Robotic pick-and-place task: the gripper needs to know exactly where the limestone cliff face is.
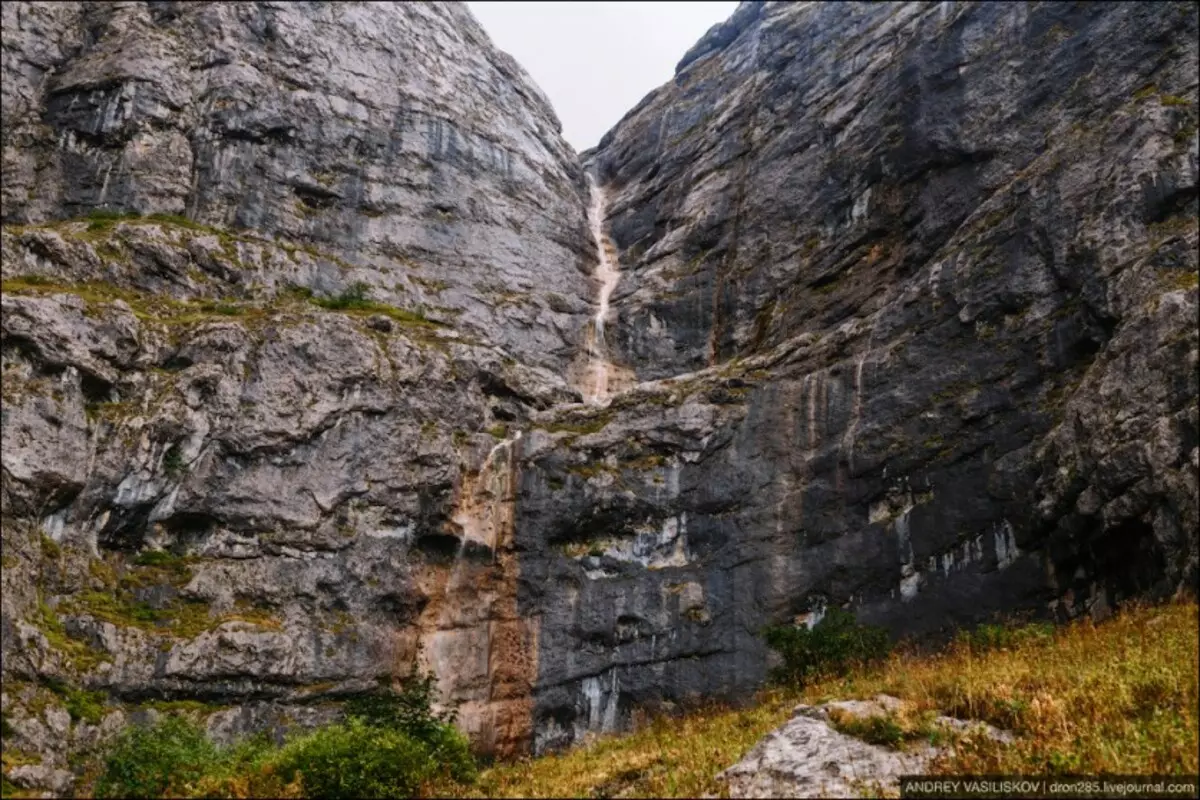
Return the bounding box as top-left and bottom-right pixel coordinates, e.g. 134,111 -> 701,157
2,0 -> 593,371
1,0 -> 1197,793
1,1 -> 587,789
524,0 -> 1197,752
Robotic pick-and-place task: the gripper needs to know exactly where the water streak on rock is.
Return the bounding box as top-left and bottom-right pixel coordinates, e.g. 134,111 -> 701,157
578,174 -> 633,404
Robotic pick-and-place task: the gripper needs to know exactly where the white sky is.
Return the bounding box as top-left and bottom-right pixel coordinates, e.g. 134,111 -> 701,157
467,1 -> 739,152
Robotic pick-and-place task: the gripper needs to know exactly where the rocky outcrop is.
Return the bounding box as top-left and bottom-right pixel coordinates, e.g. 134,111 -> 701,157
717,695 -> 1010,798
1,0 -> 1197,794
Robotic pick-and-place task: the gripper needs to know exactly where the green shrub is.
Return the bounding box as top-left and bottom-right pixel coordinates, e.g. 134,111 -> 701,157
418,722 -> 477,784
955,620 -> 1055,652
95,672 -> 477,798
344,673 -> 477,784
162,444 -> 184,477
132,550 -> 181,569
85,208 -> 142,232
274,718 -> 436,799
345,673 -> 452,738
285,284 -> 315,300
63,687 -> 106,724
97,716 -> 218,798
40,677 -> 107,724
315,282 -> 372,310
764,607 -> 891,686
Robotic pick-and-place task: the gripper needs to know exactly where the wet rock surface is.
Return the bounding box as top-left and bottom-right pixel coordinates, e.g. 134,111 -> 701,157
1,0 -> 1197,793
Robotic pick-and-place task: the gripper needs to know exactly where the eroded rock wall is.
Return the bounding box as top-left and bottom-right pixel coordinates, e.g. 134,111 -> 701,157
1,0 -> 1197,791
2,0 -> 593,371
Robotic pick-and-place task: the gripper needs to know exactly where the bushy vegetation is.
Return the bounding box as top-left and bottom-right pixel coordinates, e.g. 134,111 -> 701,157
96,715 -> 219,798
271,719 -> 439,799
763,607 -> 892,686
313,281 -> 372,310
40,677 -> 107,724
94,674 -> 475,799
85,208 -> 142,232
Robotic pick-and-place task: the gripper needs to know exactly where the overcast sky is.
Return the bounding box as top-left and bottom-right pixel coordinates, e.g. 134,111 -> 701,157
467,1 -> 739,152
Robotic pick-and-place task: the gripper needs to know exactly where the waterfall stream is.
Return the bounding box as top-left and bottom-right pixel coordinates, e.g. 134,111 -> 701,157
580,174 -> 623,404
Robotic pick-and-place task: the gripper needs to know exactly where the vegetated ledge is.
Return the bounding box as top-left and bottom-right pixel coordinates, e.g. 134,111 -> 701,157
531,326 -> 844,441
2,210 -> 357,275
0,212 -> 468,327
0,275 -> 447,341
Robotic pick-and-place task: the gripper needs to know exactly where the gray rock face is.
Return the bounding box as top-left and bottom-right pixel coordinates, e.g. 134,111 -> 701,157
2,0 -> 594,372
524,0 -> 1197,754
1,0 -> 1197,793
2,0 -> 585,785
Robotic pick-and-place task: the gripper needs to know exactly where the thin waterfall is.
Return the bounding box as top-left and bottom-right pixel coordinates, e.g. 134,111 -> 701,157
580,173 -> 622,404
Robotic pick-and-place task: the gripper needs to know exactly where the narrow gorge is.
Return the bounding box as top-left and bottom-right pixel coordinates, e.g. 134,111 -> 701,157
1,1 -> 1197,795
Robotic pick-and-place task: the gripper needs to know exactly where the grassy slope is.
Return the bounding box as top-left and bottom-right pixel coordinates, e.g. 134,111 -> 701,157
457,601 -> 1198,798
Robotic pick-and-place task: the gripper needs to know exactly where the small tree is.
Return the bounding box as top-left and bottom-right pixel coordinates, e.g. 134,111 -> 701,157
96,716 -> 218,799
764,607 -> 892,686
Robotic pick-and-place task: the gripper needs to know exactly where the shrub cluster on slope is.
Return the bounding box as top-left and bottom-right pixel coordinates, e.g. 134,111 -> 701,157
762,606 -> 893,686
93,674 -> 476,799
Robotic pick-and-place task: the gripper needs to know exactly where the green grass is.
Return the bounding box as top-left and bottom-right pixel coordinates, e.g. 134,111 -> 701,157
39,677 -> 107,724
308,282 -> 441,328
59,554 -> 281,641
537,410 -> 614,436
825,706 -> 944,750
85,209 -> 142,232
32,600 -> 110,673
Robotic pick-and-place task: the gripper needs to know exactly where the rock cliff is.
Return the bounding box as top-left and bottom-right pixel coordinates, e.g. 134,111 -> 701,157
1,1 -> 1197,793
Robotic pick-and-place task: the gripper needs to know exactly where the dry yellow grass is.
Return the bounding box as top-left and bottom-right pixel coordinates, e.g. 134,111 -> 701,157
445,601 -> 1198,799
454,691 -> 802,799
